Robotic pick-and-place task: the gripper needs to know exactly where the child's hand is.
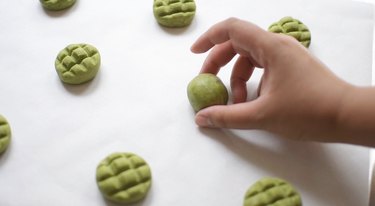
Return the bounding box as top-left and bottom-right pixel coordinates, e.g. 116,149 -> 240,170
191,18 -> 354,143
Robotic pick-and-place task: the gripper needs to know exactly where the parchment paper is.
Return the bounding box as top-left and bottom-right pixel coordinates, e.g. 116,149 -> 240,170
0,0 -> 373,205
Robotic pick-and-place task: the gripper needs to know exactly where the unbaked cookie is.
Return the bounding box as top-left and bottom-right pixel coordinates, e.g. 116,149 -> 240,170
268,16 -> 311,48
153,0 -> 196,27
96,152 -> 152,204
40,0 -> 76,11
0,115 -> 11,154
244,177 -> 302,206
55,43 -> 100,84
187,73 -> 228,112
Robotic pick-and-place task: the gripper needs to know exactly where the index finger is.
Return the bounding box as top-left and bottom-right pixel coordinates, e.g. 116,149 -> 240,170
190,18 -> 271,55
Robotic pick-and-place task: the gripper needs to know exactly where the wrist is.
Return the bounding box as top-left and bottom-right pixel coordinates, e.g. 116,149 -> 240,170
336,85 -> 375,146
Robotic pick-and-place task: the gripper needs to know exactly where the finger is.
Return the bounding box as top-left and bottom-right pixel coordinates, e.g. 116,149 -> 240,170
231,55 -> 255,103
257,75 -> 264,96
190,19 -> 233,53
191,18 -> 271,61
195,99 -> 264,129
199,41 -> 236,74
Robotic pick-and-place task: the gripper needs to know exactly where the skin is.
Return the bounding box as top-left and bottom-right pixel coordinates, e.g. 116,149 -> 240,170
191,18 -> 375,147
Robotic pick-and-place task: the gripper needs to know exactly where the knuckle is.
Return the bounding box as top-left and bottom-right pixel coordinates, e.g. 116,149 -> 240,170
274,33 -> 300,47
226,17 -> 240,24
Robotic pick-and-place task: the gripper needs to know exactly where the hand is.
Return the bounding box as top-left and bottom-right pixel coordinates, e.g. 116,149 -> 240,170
190,18 -> 354,143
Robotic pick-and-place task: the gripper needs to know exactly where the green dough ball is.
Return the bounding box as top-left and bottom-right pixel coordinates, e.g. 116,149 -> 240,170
55,43 -> 101,85
96,152 -> 152,204
187,73 -> 228,112
268,16 -> 311,48
39,0 -> 76,11
153,0 -> 196,27
0,115 -> 11,154
244,177 -> 302,206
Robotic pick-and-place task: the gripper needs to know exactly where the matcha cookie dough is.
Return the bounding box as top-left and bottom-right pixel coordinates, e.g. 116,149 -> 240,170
96,152 -> 152,204
268,16 -> 311,48
244,177 -> 302,206
55,43 -> 100,84
153,0 -> 196,27
0,115 -> 11,154
40,0 -> 76,11
187,73 -> 228,112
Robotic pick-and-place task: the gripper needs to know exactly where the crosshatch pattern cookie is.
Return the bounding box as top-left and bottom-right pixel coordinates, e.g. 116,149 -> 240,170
153,0 -> 196,27
244,177 -> 302,206
268,16 -> 311,48
55,43 -> 100,84
96,152 -> 152,204
39,0 -> 76,11
0,115 -> 11,154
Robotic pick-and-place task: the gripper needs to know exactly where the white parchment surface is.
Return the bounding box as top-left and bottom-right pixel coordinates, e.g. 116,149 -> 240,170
0,0 -> 373,205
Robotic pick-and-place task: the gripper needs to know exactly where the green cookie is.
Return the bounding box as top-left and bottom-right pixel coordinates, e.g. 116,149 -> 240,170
96,152 -> 152,204
153,0 -> 196,27
40,0 -> 76,11
268,16 -> 311,48
0,115 -> 11,154
55,43 -> 100,85
244,177 -> 302,206
187,73 -> 228,112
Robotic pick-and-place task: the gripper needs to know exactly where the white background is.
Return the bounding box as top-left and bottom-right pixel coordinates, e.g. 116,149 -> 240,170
0,0 -> 373,205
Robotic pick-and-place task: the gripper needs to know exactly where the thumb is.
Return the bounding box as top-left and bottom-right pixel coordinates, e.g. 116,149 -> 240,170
195,100 -> 264,129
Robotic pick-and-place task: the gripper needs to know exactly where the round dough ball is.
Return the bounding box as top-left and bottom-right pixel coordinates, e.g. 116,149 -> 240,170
244,177 -> 302,206
268,16 -> 311,48
96,152 -> 152,204
187,73 -> 228,112
0,115 -> 11,154
153,0 -> 196,27
40,0 -> 76,11
55,43 -> 101,85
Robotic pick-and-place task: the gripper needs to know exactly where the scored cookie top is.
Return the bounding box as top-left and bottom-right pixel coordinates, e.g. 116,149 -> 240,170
153,0 -> 196,27
96,152 -> 152,204
55,43 -> 100,84
268,16 -> 311,48
244,177 -> 302,206
0,115 -> 11,154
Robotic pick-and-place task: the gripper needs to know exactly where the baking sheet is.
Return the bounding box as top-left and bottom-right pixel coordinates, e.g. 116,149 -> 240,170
0,0 -> 373,205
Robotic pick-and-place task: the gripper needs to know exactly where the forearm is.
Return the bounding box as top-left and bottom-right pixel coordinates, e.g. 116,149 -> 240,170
337,86 -> 375,147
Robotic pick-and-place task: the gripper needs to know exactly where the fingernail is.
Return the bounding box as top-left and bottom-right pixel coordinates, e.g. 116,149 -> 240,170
195,115 -> 213,127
